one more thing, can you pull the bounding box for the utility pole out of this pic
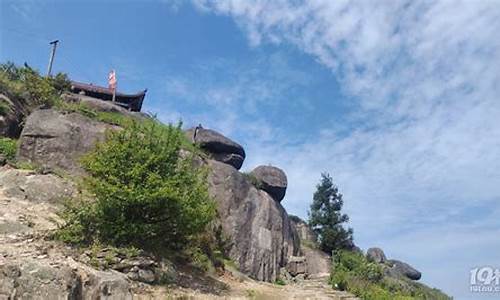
[47,40,59,77]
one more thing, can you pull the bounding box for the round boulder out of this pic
[366,247,387,264]
[185,127,246,170]
[250,165,287,202]
[387,259,422,281]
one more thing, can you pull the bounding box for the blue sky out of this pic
[2,1,500,299]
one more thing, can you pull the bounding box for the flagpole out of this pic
[112,87,116,102]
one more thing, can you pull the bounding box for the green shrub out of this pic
[57,120,216,251]
[330,250,450,300]
[0,138,17,161]
[0,101,10,116]
[0,62,70,109]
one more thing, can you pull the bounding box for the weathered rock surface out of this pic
[186,127,245,170]
[62,92,132,114]
[250,165,287,202]
[0,257,132,300]
[0,93,28,138]
[0,167,76,206]
[207,159,299,282]
[289,215,317,244]
[0,167,76,235]
[286,256,307,277]
[16,109,118,174]
[386,259,422,281]
[0,167,134,299]
[289,216,332,278]
[366,247,387,264]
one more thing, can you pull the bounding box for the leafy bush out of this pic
[0,62,70,109]
[0,137,17,161]
[57,120,216,251]
[330,250,450,300]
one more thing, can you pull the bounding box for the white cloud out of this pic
[191,1,500,298]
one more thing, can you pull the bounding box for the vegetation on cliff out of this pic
[331,250,451,300]
[0,62,70,110]
[57,120,216,251]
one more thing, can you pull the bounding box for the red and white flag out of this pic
[108,70,117,90]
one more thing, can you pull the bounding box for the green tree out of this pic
[58,120,216,251]
[308,173,353,253]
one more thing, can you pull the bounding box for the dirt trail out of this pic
[158,272,360,300]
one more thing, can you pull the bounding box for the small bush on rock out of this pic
[0,62,70,108]
[0,137,17,161]
[57,120,216,251]
[330,250,450,300]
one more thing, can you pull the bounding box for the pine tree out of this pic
[308,173,353,254]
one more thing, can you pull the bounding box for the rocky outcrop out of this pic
[366,246,422,281]
[0,167,133,299]
[186,127,245,170]
[207,159,299,282]
[289,215,317,244]
[0,258,132,300]
[250,165,287,202]
[0,167,76,206]
[366,247,387,264]
[289,216,332,278]
[286,256,307,277]
[16,109,118,174]
[62,92,132,114]
[0,93,28,138]
[386,259,422,281]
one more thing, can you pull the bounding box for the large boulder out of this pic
[16,109,118,174]
[386,259,422,281]
[0,257,133,300]
[366,247,387,264]
[185,127,245,170]
[207,159,299,282]
[249,165,287,202]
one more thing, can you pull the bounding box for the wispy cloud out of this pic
[188,1,500,298]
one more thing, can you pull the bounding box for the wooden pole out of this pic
[47,40,59,77]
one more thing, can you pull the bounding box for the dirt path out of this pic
[156,271,360,300]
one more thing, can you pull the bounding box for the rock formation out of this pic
[185,127,246,170]
[17,109,118,174]
[15,106,299,283]
[289,216,332,279]
[207,159,299,281]
[366,247,387,264]
[250,165,288,202]
[0,167,134,299]
[0,93,29,138]
[366,246,422,281]
[386,259,422,281]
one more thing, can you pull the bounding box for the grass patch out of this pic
[330,250,451,300]
[0,137,17,161]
